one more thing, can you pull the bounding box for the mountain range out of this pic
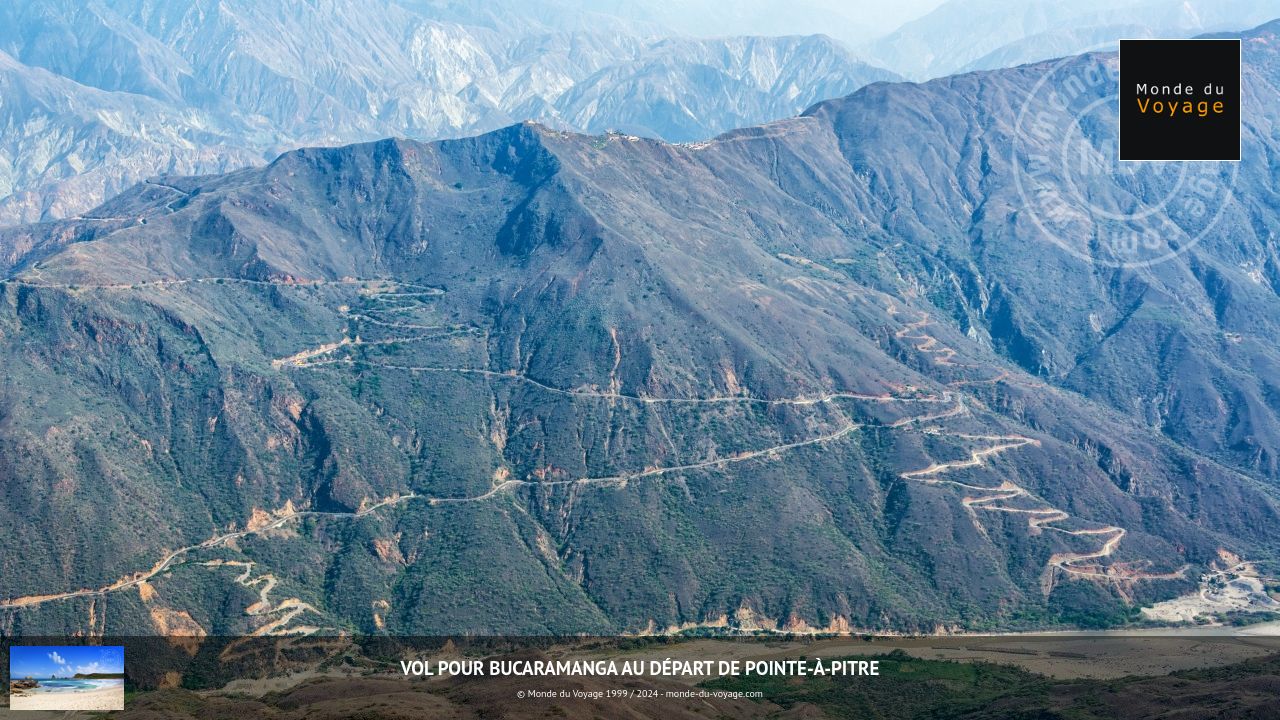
[0,0,898,227]
[1,18,1278,637]
[4,0,1275,231]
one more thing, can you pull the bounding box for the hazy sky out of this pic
[587,0,950,43]
[410,0,951,45]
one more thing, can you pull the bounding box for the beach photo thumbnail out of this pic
[8,645,124,711]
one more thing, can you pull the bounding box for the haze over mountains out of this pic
[865,0,1280,79]
[4,0,1274,230]
[1,14,1278,636]
[0,0,898,227]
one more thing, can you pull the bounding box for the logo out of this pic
[1120,39,1241,161]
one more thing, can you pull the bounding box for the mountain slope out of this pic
[2,22,1280,637]
[813,20,1280,483]
[556,35,892,141]
[0,49,267,226]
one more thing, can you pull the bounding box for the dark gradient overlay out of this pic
[3,634,1280,718]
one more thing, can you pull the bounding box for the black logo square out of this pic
[1120,39,1240,161]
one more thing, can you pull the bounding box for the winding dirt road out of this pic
[0,281,1185,633]
[897,427,1184,590]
